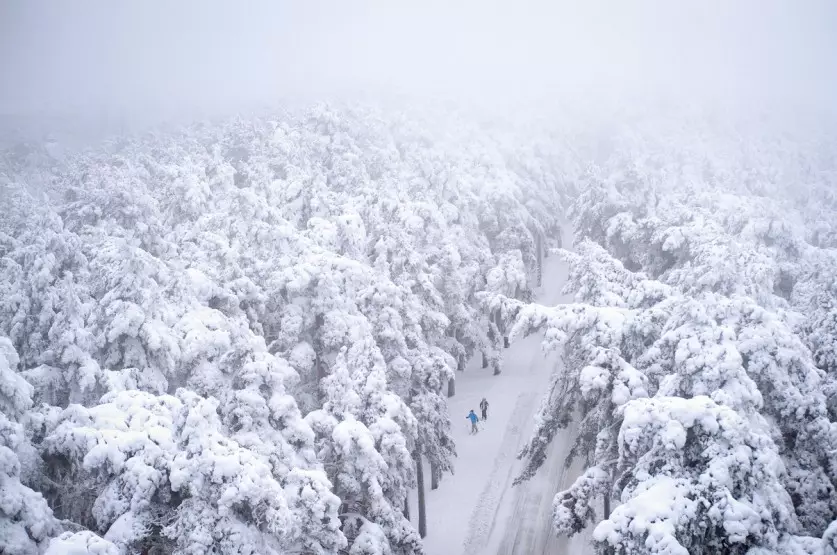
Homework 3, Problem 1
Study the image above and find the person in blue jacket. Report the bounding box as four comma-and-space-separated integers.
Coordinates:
467, 409, 479, 434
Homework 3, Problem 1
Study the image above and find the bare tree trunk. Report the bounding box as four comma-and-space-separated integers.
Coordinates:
482, 352, 488, 368
448, 355, 465, 397
313, 356, 326, 404
603, 471, 614, 520
415, 450, 427, 538
404, 497, 410, 521
603, 487, 611, 520
602, 476, 615, 555
536, 233, 543, 287
431, 460, 439, 490
315, 314, 326, 403
494, 310, 509, 349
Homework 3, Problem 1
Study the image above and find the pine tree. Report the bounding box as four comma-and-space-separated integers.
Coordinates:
0, 337, 61, 555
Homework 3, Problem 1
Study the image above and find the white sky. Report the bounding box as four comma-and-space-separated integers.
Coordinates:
1, 0, 835, 124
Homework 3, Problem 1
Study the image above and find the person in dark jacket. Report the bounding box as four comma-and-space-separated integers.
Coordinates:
466, 409, 479, 434
480, 398, 489, 420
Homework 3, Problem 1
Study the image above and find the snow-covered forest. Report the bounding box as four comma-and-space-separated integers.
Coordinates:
0, 104, 567, 554
2, 100, 837, 555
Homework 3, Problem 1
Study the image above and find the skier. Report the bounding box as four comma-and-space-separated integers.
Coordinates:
466, 409, 479, 434
480, 397, 489, 421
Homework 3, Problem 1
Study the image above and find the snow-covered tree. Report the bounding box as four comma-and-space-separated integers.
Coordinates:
0, 337, 61, 554
505, 221, 837, 552
43, 531, 119, 555
44, 387, 346, 554
306, 339, 422, 555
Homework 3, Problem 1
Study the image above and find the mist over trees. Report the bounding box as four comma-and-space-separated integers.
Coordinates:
0, 104, 570, 553
3, 1, 837, 554
3, 98, 837, 554
486, 117, 837, 554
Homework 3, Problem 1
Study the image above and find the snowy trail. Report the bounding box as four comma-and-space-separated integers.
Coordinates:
415, 248, 593, 555
490, 416, 589, 555
413, 331, 551, 555
461, 389, 539, 555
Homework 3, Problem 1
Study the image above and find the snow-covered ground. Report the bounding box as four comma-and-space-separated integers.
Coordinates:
411, 250, 594, 555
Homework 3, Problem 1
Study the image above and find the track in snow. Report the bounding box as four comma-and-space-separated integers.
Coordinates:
491, 415, 587, 554
461, 390, 538, 555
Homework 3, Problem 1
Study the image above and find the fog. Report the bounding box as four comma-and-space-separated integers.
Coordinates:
1, 0, 836, 128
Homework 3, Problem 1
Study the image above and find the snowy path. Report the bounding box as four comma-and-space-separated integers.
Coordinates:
412, 251, 594, 555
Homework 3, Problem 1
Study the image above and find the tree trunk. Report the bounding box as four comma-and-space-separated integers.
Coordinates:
315, 314, 326, 403
493, 310, 509, 349
315, 355, 326, 404
404, 497, 410, 521
603, 482, 611, 520
482, 352, 488, 369
536, 233, 543, 287
415, 450, 427, 538
431, 460, 439, 490
602, 479, 615, 555
493, 362, 501, 376
447, 375, 455, 397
